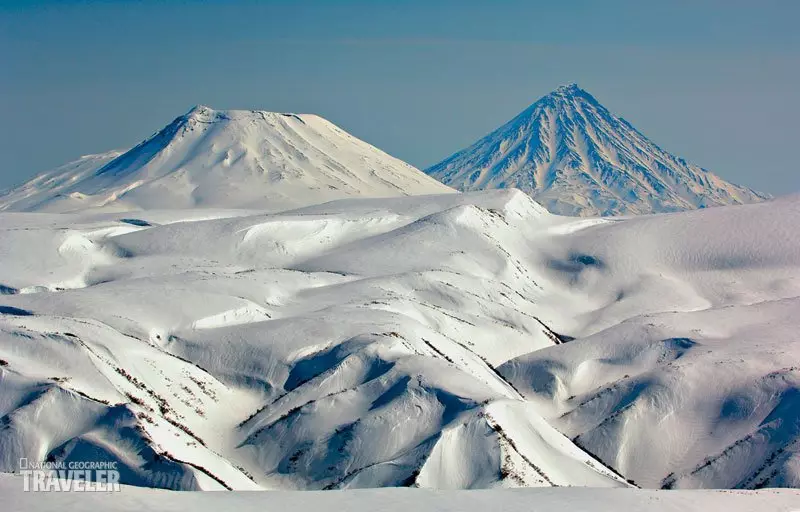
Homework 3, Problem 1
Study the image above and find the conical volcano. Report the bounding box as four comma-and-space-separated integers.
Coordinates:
426, 84, 768, 216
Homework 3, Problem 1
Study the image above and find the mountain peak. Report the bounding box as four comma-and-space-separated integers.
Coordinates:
0, 106, 454, 213
181, 104, 220, 124
544, 83, 599, 106
554, 82, 582, 94
187, 104, 212, 113
426, 86, 768, 216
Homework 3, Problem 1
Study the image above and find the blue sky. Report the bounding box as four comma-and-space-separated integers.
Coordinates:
2, 0, 799, 194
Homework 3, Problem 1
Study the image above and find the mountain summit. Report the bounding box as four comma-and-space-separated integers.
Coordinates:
426, 84, 769, 216
0, 106, 454, 213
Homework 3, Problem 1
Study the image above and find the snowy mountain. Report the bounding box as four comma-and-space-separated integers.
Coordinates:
0, 95, 798, 496
426, 84, 769, 216
1, 189, 799, 491
0, 106, 454, 213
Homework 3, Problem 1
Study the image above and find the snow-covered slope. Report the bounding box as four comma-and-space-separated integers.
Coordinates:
426, 84, 768, 216
0, 190, 628, 491
0, 190, 798, 491
499, 197, 800, 489
3, 474, 798, 512
0, 106, 454, 213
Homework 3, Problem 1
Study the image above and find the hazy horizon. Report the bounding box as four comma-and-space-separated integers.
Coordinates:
2, 0, 799, 195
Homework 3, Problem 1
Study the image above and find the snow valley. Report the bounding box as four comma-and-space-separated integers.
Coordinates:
0, 96, 798, 510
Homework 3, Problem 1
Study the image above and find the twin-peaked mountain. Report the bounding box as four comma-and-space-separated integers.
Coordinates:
0, 106, 454, 213
425, 84, 768, 216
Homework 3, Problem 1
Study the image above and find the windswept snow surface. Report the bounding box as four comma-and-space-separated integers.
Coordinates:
2, 475, 799, 512
0, 189, 799, 492
0, 106, 453, 213
426, 84, 769, 216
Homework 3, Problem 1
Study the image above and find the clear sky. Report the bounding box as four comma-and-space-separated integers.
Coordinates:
2, 0, 799, 194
